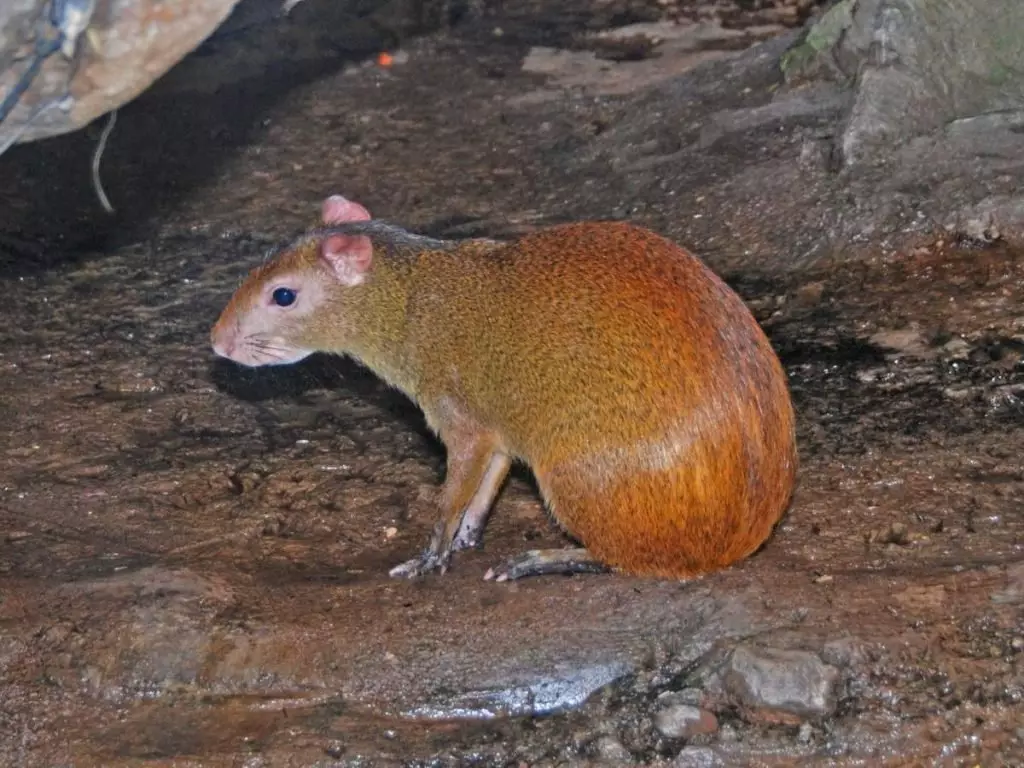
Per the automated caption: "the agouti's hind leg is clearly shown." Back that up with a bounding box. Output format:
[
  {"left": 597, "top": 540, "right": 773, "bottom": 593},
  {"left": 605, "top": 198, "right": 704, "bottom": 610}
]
[
  {"left": 389, "top": 433, "right": 510, "bottom": 579},
  {"left": 483, "top": 548, "right": 610, "bottom": 582}
]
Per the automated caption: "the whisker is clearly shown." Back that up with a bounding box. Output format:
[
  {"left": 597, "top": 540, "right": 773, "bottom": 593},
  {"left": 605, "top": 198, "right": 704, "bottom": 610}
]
[
  {"left": 243, "top": 336, "right": 289, "bottom": 363},
  {"left": 246, "top": 344, "right": 284, "bottom": 361},
  {"left": 237, "top": 333, "right": 295, "bottom": 364},
  {"left": 250, "top": 342, "right": 289, "bottom": 356},
  {"left": 246, "top": 335, "right": 287, "bottom": 352}
]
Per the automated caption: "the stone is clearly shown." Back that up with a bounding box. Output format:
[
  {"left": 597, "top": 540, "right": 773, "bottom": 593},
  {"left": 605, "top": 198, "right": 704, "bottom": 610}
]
[
  {"left": 780, "top": 0, "right": 855, "bottom": 79},
  {"left": 594, "top": 735, "right": 633, "bottom": 763},
  {"left": 821, "top": 637, "right": 867, "bottom": 668},
  {"left": 673, "top": 746, "right": 727, "bottom": 768},
  {"left": 654, "top": 704, "right": 719, "bottom": 740},
  {"left": 723, "top": 645, "right": 840, "bottom": 723},
  {"left": 657, "top": 687, "right": 704, "bottom": 707},
  {"left": 841, "top": 0, "right": 1024, "bottom": 165},
  {"left": 0, "top": 0, "right": 241, "bottom": 148},
  {"left": 991, "top": 562, "right": 1024, "bottom": 605},
  {"left": 783, "top": 0, "right": 1024, "bottom": 166}
]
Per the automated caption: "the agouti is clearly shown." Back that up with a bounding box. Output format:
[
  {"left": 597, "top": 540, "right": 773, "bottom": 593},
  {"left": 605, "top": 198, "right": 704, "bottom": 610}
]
[{"left": 211, "top": 194, "right": 797, "bottom": 581}]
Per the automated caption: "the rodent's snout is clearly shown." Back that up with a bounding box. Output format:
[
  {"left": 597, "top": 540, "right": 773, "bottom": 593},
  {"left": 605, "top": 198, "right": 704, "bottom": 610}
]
[{"left": 210, "top": 320, "right": 237, "bottom": 360}]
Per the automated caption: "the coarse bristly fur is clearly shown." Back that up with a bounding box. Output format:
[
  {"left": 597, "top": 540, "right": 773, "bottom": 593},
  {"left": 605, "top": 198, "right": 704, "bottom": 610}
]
[{"left": 212, "top": 215, "right": 798, "bottom": 580}]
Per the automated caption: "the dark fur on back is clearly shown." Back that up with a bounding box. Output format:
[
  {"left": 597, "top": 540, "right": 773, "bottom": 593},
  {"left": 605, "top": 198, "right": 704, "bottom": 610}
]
[{"left": 301, "top": 221, "right": 459, "bottom": 255}]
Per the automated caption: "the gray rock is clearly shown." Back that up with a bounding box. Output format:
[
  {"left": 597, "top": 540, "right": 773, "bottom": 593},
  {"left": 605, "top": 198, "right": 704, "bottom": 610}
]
[
  {"left": 654, "top": 704, "right": 719, "bottom": 740},
  {"left": 716, "top": 723, "right": 740, "bottom": 744},
  {"left": 402, "top": 660, "right": 630, "bottom": 719},
  {"left": 723, "top": 645, "right": 840, "bottom": 722},
  {"left": 673, "top": 746, "right": 727, "bottom": 768},
  {"left": 783, "top": 0, "right": 1024, "bottom": 166},
  {"left": 0, "top": 0, "right": 242, "bottom": 148},
  {"left": 797, "top": 722, "right": 814, "bottom": 743},
  {"left": 594, "top": 735, "right": 633, "bottom": 763},
  {"left": 657, "top": 687, "right": 704, "bottom": 707},
  {"left": 696, "top": 85, "right": 849, "bottom": 150},
  {"left": 838, "top": 0, "right": 1024, "bottom": 165},
  {"left": 991, "top": 562, "right": 1024, "bottom": 605},
  {"left": 39, "top": 559, "right": 768, "bottom": 724},
  {"left": 821, "top": 636, "right": 867, "bottom": 668}
]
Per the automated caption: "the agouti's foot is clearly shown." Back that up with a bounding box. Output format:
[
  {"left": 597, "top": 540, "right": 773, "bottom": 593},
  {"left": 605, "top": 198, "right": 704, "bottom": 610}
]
[
  {"left": 388, "top": 519, "right": 456, "bottom": 579},
  {"left": 483, "top": 547, "right": 610, "bottom": 582},
  {"left": 388, "top": 550, "right": 449, "bottom": 579}
]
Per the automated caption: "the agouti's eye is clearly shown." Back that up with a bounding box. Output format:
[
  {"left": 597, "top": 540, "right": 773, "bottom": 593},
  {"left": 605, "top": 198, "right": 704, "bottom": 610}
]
[{"left": 272, "top": 287, "right": 297, "bottom": 307}]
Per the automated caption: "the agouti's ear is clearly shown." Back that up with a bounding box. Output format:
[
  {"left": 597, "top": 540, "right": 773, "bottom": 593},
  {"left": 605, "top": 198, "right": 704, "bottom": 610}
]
[
  {"left": 321, "top": 234, "right": 373, "bottom": 286},
  {"left": 322, "top": 195, "right": 372, "bottom": 224}
]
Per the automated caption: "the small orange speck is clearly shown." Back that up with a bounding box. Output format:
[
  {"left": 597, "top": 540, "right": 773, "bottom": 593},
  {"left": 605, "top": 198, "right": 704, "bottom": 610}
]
[{"left": 377, "top": 52, "right": 394, "bottom": 68}]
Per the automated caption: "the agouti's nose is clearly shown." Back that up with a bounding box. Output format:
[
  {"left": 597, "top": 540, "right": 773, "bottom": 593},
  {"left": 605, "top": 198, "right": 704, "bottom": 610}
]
[{"left": 211, "top": 325, "right": 236, "bottom": 359}]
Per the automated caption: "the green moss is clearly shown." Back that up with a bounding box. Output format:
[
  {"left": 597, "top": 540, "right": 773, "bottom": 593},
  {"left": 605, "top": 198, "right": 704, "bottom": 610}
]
[
  {"left": 780, "top": 0, "right": 856, "bottom": 80},
  {"left": 805, "top": 0, "right": 856, "bottom": 51}
]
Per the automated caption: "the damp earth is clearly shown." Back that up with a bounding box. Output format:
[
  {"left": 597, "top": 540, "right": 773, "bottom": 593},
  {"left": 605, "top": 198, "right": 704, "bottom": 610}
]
[{"left": 1, "top": 0, "right": 1023, "bottom": 765}]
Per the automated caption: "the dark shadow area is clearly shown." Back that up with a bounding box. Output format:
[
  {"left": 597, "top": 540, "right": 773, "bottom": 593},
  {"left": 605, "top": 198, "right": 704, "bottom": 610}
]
[
  {"left": 209, "top": 352, "right": 432, "bottom": 435},
  {"left": 782, "top": 328, "right": 1024, "bottom": 461},
  {"left": 210, "top": 352, "right": 402, "bottom": 406},
  {"left": 0, "top": 520, "right": 164, "bottom": 582},
  {"left": 233, "top": 555, "right": 365, "bottom": 586},
  {"left": 0, "top": 0, "right": 476, "bottom": 277},
  {"left": 774, "top": 333, "right": 889, "bottom": 368}
]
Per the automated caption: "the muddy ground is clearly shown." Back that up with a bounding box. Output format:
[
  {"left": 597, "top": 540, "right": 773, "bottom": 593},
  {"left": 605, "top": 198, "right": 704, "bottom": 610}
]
[{"left": 1, "top": 0, "right": 1023, "bottom": 765}]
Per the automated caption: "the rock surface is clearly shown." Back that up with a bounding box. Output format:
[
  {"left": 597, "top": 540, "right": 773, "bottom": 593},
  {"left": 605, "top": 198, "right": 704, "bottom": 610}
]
[
  {"left": 785, "top": 0, "right": 1024, "bottom": 165},
  {"left": 723, "top": 645, "right": 840, "bottom": 723},
  {"left": 724, "top": 647, "right": 835, "bottom": 724},
  {"left": 840, "top": 0, "right": 1024, "bottom": 164},
  {"left": 0, "top": 0, "right": 240, "bottom": 147},
  {"left": 595, "top": 735, "right": 634, "bottom": 763},
  {"left": 673, "top": 746, "right": 727, "bottom": 768},
  {"left": 654, "top": 704, "right": 719, "bottom": 740}
]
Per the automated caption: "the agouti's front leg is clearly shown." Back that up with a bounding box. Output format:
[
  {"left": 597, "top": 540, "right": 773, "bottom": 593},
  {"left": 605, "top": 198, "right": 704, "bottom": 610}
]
[{"left": 389, "top": 426, "right": 510, "bottom": 579}]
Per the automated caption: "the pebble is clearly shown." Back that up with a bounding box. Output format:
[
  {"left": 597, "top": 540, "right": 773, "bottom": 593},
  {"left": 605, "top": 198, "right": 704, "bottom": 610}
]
[
  {"left": 797, "top": 722, "right": 814, "bottom": 743},
  {"left": 594, "top": 735, "right": 632, "bottom": 763},
  {"left": 794, "top": 280, "right": 825, "bottom": 306},
  {"left": 869, "top": 328, "right": 928, "bottom": 356},
  {"left": 657, "top": 687, "right": 704, "bottom": 707},
  {"left": 821, "top": 636, "right": 866, "bottom": 668},
  {"left": 716, "top": 723, "right": 739, "bottom": 743},
  {"left": 673, "top": 746, "right": 726, "bottom": 767},
  {"left": 723, "top": 645, "right": 840, "bottom": 722},
  {"left": 654, "top": 704, "right": 719, "bottom": 739}
]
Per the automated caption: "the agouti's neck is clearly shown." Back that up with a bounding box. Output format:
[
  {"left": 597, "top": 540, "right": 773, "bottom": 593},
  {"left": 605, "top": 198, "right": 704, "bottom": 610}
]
[{"left": 331, "top": 255, "right": 420, "bottom": 396}]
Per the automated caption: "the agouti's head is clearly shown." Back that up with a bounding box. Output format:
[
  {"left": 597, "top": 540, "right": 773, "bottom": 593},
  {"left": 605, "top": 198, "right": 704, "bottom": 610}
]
[{"left": 210, "top": 195, "right": 376, "bottom": 367}]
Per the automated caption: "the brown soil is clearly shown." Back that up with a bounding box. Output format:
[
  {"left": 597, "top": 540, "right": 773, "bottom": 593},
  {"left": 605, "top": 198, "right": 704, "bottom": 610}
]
[{"left": 0, "top": 0, "right": 1021, "bottom": 766}]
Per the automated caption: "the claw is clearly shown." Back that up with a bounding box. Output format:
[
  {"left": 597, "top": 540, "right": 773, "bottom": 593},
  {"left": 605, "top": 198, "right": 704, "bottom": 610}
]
[
  {"left": 451, "top": 527, "right": 481, "bottom": 552},
  {"left": 482, "top": 548, "right": 609, "bottom": 582},
  {"left": 387, "top": 547, "right": 452, "bottom": 579}
]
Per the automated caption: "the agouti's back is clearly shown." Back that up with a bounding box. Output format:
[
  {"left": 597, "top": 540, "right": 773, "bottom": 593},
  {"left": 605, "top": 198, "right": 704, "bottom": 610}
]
[{"left": 408, "top": 222, "right": 796, "bottom": 577}]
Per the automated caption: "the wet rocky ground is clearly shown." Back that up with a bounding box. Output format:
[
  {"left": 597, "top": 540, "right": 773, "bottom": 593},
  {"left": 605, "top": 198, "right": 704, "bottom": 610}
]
[{"left": 1, "top": 0, "right": 1023, "bottom": 765}]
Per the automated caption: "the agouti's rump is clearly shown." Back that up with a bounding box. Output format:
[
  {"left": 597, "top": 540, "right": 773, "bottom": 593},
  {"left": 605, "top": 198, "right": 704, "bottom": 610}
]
[{"left": 409, "top": 223, "right": 796, "bottom": 578}]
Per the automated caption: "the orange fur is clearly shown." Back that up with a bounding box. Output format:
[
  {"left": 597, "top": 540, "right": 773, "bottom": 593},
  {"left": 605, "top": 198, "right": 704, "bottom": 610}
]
[{"left": 213, "top": 220, "right": 797, "bottom": 579}]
